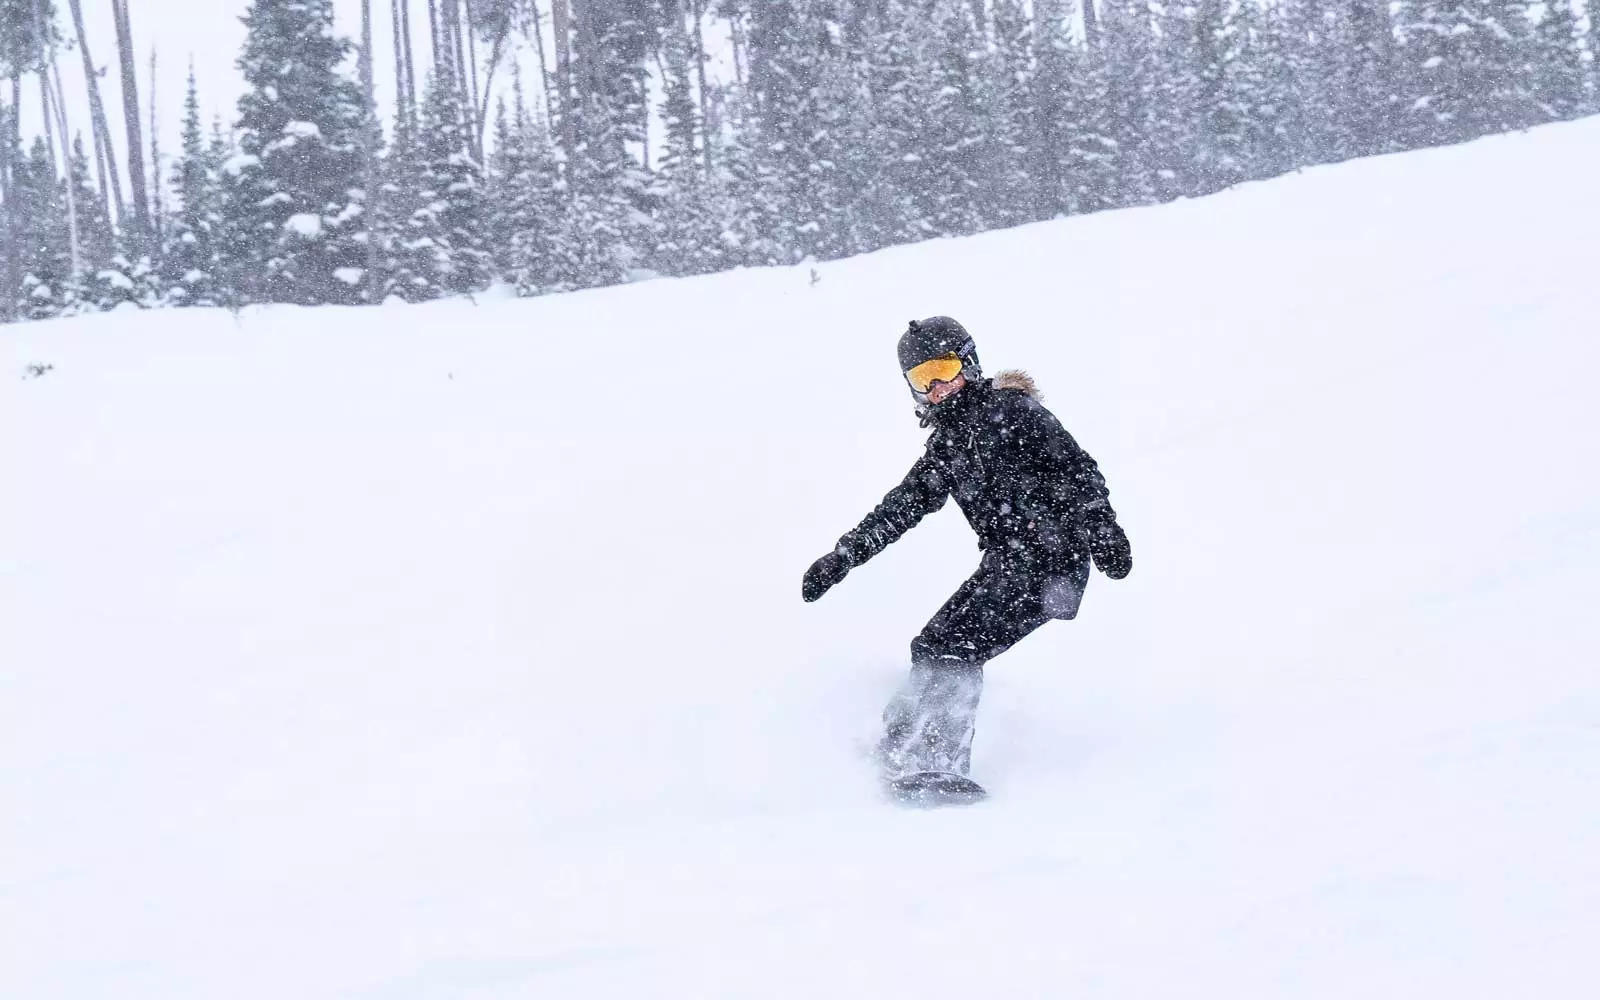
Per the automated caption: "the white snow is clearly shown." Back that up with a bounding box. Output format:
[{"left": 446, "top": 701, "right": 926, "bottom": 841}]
[
  {"left": 94, "top": 268, "right": 134, "bottom": 292},
  {"left": 284, "top": 212, "right": 324, "bottom": 238},
  {"left": 4, "top": 119, "right": 1600, "bottom": 1000},
  {"left": 221, "top": 152, "right": 260, "bottom": 177}
]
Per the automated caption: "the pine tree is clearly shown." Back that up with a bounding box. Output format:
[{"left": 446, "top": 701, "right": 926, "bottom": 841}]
[
  {"left": 744, "top": 0, "right": 823, "bottom": 259},
  {"left": 557, "top": 0, "right": 659, "bottom": 285},
  {"left": 1189, "top": 0, "right": 1251, "bottom": 194},
  {"left": 12, "top": 139, "right": 72, "bottom": 321},
  {"left": 657, "top": 2, "right": 700, "bottom": 181},
  {"left": 562, "top": 8, "right": 660, "bottom": 288},
  {"left": 1397, "top": 0, "right": 1538, "bottom": 148},
  {"left": 1026, "top": 0, "right": 1077, "bottom": 218},
  {"left": 163, "top": 68, "right": 221, "bottom": 306},
  {"left": 654, "top": 10, "right": 727, "bottom": 277},
  {"left": 415, "top": 66, "right": 489, "bottom": 296},
  {"left": 491, "top": 78, "right": 571, "bottom": 294},
  {"left": 982, "top": 0, "right": 1041, "bottom": 227},
  {"left": 90, "top": 237, "right": 163, "bottom": 312},
  {"left": 1326, "top": 0, "right": 1399, "bottom": 161},
  {"left": 65, "top": 132, "right": 114, "bottom": 288},
  {"left": 224, "top": 0, "right": 369, "bottom": 305},
  {"left": 377, "top": 111, "right": 431, "bottom": 301},
  {"left": 811, "top": 40, "right": 881, "bottom": 258},
  {"left": 703, "top": 87, "right": 792, "bottom": 271},
  {"left": 1233, "top": 0, "right": 1306, "bottom": 181},
  {"left": 1531, "top": 0, "right": 1585, "bottom": 121},
  {"left": 1057, "top": 27, "right": 1132, "bottom": 215},
  {"left": 1095, "top": 0, "right": 1164, "bottom": 208},
  {"left": 1589, "top": 1, "right": 1600, "bottom": 112},
  {"left": 918, "top": 0, "right": 990, "bottom": 234}
]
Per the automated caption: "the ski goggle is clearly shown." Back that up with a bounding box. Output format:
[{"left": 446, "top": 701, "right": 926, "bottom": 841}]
[{"left": 904, "top": 354, "right": 965, "bottom": 393}]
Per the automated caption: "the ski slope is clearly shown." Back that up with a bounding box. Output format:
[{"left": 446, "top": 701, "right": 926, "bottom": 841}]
[{"left": 5, "top": 120, "right": 1600, "bottom": 1000}]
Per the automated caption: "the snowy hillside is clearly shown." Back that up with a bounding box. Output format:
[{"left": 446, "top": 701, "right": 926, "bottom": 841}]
[{"left": 5, "top": 119, "right": 1600, "bottom": 1000}]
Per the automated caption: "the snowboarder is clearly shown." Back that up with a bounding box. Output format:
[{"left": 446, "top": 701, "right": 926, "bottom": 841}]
[{"left": 802, "top": 317, "right": 1132, "bottom": 781}]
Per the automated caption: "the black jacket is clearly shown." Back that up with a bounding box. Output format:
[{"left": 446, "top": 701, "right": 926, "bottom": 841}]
[{"left": 836, "top": 373, "right": 1115, "bottom": 577}]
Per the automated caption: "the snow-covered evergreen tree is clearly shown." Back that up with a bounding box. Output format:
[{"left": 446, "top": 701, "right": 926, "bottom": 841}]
[
  {"left": 652, "top": 10, "right": 727, "bottom": 277},
  {"left": 1026, "top": 0, "right": 1077, "bottom": 218},
  {"left": 487, "top": 70, "right": 568, "bottom": 295},
  {"left": 1189, "top": 0, "right": 1251, "bottom": 195},
  {"left": 224, "top": 0, "right": 369, "bottom": 306},
  {"left": 1531, "top": 0, "right": 1585, "bottom": 121},
  {"left": 1589, "top": 1, "right": 1600, "bottom": 111},
  {"left": 1143, "top": 1, "right": 1204, "bottom": 201},
  {"left": 701, "top": 87, "right": 792, "bottom": 270},
  {"left": 1322, "top": 0, "right": 1400, "bottom": 161},
  {"left": 1094, "top": 0, "right": 1165, "bottom": 208},
  {"left": 65, "top": 134, "right": 115, "bottom": 301},
  {"left": 916, "top": 0, "right": 992, "bottom": 235},
  {"left": 1057, "top": 26, "right": 1132, "bottom": 215},
  {"left": 90, "top": 238, "right": 164, "bottom": 312},
  {"left": 1397, "top": 0, "right": 1538, "bottom": 147},
  {"left": 982, "top": 0, "right": 1041, "bottom": 227},
  {"left": 11, "top": 140, "right": 73, "bottom": 321},
  {"left": 163, "top": 68, "right": 222, "bottom": 307},
  {"left": 411, "top": 65, "right": 489, "bottom": 297},
  {"left": 745, "top": 0, "right": 831, "bottom": 260},
  {"left": 657, "top": 3, "right": 700, "bottom": 182}
]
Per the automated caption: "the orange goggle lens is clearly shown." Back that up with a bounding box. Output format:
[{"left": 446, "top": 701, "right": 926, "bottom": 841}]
[{"left": 905, "top": 355, "right": 965, "bottom": 393}]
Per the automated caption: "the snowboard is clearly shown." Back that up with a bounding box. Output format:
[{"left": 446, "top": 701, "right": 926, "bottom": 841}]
[{"left": 883, "top": 770, "right": 988, "bottom": 807}]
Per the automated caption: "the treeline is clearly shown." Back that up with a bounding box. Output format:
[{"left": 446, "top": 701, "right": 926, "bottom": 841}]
[{"left": 3, "top": 0, "right": 1599, "bottom": 324}]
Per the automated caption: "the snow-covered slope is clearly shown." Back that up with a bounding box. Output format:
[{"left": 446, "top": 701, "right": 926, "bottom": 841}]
[{"left": 5, "top": 120, "right": 1599, "bottom": 1000}]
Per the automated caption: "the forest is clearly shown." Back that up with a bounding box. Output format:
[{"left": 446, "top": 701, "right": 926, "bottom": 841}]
[{"left": 2, "top": 1, "right": 1597, "bottom": 323}]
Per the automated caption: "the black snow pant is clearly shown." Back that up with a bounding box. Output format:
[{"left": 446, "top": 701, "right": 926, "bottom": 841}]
[{"left": 880, "top": 550, "right": 1090, "bottom": 775}]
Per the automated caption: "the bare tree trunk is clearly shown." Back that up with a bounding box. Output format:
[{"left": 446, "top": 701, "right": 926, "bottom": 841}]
[
  {"left": 361, "top": 0, "right": 381, "bottom": 303},
  {"left": 43, "top": 16, "right": 83, "bottom": 278},
  {"left": 36, "top": 72, "right": 57, "bottom": 171},
  {"left": 2, "top": 77, "right": 18, "bottom": 322},
  {"left": 728, "top": 7, "right": 746, "bottom": 87},
  {"left": 427, "top": 0, "right": 441, "bottom": 80},
  {"left": 148, "top": 46, "right": 163, "bottom": 251},
  {"left": 689, "top": 0, "right": 712, "bottom": 173},
  {"left": 552, "top": 0, "right": 573, "bottom": 157},
  {"left": 464, "top": 0, "right": 482, "bottom": 132},
  {"left": 111, "top": 0, "right": 151, "bottom": 251},
  {"left": 529, "top": 0, "right": 558, "bottom": 137},
  {"left": 51, "top": 75, "right": 81, "bottom": 278},
  {"left": 451, "top": 0, "right": 473, "bottom": 144},
  {"left": 572, "top": 0, "right": 599, "bottom": 138},
  {"left": 67, "top": 0, "right": 122, "bottom": 228},
  {"left": 391, "top": 0, "right": 410, "bottom": 131},
  {"left": 1081, "top": 0, "right": 1098, "bottom": 48},
  {"left": 31, "top": 0, "right": 59, "bottom": 178},
  {"left": 473, "top": 28, "right": 506, "bottom": 158},
  {"left": 400, "top": 0, "right": 418, "bottom": 128}
]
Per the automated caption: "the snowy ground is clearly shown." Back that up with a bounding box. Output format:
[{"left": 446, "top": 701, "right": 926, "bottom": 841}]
[{"left": 5, "top": 120, "right": 1600, "bottom": 1000}]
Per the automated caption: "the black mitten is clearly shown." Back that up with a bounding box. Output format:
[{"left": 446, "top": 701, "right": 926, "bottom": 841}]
[
  {"left": 802, "top": 551, "right": 851, "bottom": 602},
  {"left": 1085, "top": 516, "right": 1132, "bottom": 580}
]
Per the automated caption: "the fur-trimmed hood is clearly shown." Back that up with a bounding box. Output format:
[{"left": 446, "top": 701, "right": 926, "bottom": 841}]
[{"left": 992, "top": 369, "right": 1041, "bottom": 401}]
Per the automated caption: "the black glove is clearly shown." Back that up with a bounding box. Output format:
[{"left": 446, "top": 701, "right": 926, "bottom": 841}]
[
  {"left": 1085, "top": 515, "right": 1132, "bottom": 580},
  {"left": 802, "top": 551, "right": 850, "bottom": 602}
]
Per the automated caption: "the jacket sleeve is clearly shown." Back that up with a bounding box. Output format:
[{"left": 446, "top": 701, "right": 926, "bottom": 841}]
[
  {"left": 835, "top": 453, "right": 949, "bottom": 567},
  {"left": 1014, "top": 397, "right": 1116, "bottom": 523}
]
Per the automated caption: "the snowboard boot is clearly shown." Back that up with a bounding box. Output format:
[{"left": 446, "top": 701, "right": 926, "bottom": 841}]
[{"left": 876, "top": 661, "right": 983, "bottom": 777}]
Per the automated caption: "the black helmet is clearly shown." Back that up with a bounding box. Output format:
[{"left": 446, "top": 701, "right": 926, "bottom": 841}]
[{"left": 898, "top": 316, "right": 980, "bottom": 377}]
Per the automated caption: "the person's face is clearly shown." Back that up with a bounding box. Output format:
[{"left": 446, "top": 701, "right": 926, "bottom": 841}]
[{"left": 925, "top": 372, "right": 967, "bottom": 405}]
